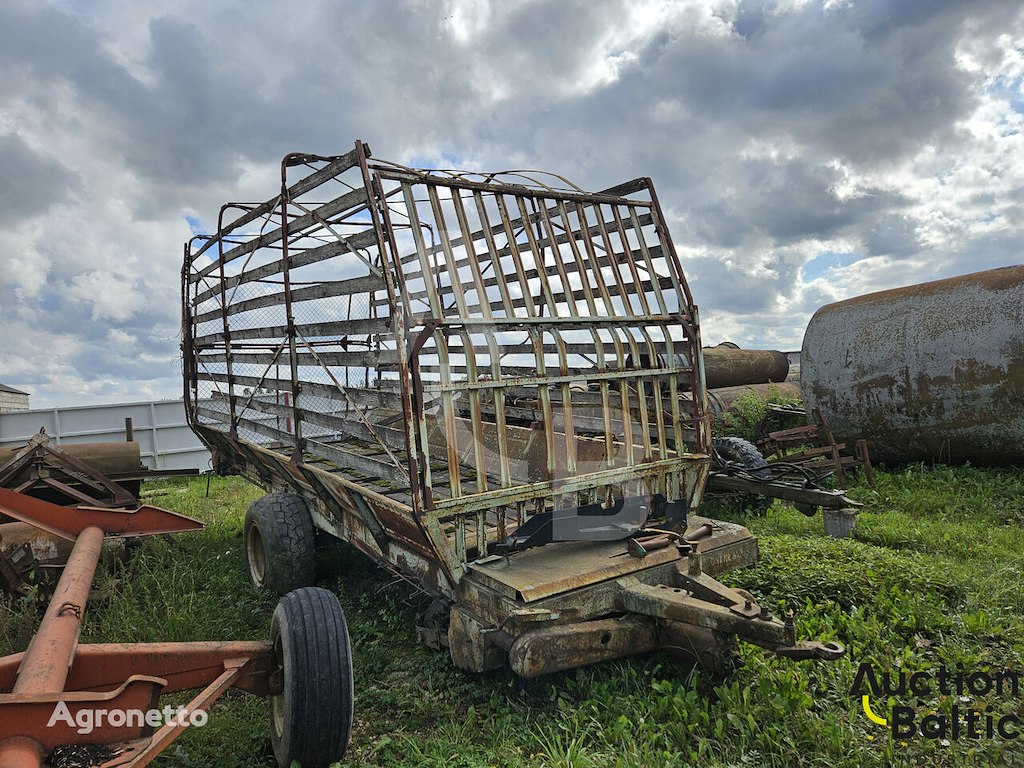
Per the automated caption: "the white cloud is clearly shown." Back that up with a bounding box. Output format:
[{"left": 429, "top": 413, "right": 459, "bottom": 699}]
[{"left": 0, "top": 0, "right": 1021, "bottom": 406}]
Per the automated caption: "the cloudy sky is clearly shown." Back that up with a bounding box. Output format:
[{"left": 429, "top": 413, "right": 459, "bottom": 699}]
[{"left": 1, "top": 0, "right": 1021, "bottom": 408}]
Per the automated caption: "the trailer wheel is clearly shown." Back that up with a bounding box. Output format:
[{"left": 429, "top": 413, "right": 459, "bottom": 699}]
[
  {"left": 269, "top": 587, "right": 354, "bottom": 768},
  {"left": 711, "top": 437, "right": 772, "bottom": 514},
  {"left": 245, "top": 492, "right": 316, "bottom": 595}
]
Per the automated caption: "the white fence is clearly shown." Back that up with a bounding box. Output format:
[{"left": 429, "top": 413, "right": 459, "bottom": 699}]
[{"left": 0, "top": 399, "right": 210, "bottom": 473}]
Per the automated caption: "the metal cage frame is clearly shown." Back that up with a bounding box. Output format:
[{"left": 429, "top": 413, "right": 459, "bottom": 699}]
[{"left": 182, "top": 140, "right": 711, "bottom": 592}]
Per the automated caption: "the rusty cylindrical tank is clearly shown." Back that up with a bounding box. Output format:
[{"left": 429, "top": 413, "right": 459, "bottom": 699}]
[
  {"left": 0, "top": 441, "right": 142, "bottom": 476},
  {"left": 702, "top": 344, "right": 789, "bottom": 389},
  {"left": 704, "top": 382, "right": 801, "bottom": 421},
  {"left": 801, "top": 265, "right": 1024, "bottom": 466}
]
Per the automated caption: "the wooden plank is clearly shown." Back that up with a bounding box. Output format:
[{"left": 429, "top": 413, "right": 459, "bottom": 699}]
[
  {"left": 195, "top": 374, "right": 404, "bottom": 410},
  {"left": 218, "top": 392, "right": 409, "bottom": 456},
  {"left": 767, "top": 425, "right": 819, "bottom": 441},
  {"left": 394, "top": 339, "right": 691, "bottom": 370},
  {"left": 310, "top": 440, "right": 409, "bottom": 485},
  {"left": 192, "top": 317, "right": 390, "bottom": 346},
  {"left": 198, "top": 404, "right": 409, "bottom": 484},
  {"left": 771, "top": 443, "right": 848, "bottom": 463},
  {"left": 197, "top": 349, "right": 392, "bottom": 367}
]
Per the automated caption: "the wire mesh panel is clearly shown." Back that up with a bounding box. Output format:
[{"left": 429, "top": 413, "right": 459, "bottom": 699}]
[{"left": 182, "top": 141, "right": 710, "bottom": 585}]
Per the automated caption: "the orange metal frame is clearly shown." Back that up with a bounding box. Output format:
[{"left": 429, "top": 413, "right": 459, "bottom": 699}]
[{"left": 0, "top": 490, "right": 273, "bottom": 768}]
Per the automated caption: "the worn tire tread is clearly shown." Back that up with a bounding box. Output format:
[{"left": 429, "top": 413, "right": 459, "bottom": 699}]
[
  {"left": 271, "top": 586, "right": 353, "bottom": 768},
  {"left": 711, "top": 436, "right": 772, "bottom": 513},
  {"left": 245, "top": 492, "right": 316, "bottom": 595}
]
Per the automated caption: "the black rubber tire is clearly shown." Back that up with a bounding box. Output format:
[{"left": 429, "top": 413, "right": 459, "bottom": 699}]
[
  {"left": 244, "top": 492, "right": 316, "bottom": 595},
  {"left": 712, "top": 436, "right": 772, "bottom": 514},
  {"left": 269, "top": 587, "right": 354, "bottom": 768}
]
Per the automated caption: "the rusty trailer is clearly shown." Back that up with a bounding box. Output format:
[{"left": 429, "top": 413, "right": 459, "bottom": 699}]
[{"left": 181, "top": 141, "right": 843, "bottom": 684}]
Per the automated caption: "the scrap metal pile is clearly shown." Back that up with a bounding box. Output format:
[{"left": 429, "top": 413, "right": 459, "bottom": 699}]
[{"left": 0, "top": 431, "right": 148, "bottom": 597}]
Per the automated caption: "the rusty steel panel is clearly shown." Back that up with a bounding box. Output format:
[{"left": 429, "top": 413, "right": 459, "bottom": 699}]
[
  {"left": 0, "top": 523, "right": 74, "bottom": 565},
  {"left": 463, "top": 514, "right": 756, "bottom": 605},
  {"left": 508, "top": 615, "right": 658, "bottom": 678},
  {"left": 182, "top": 140, "right": 711, "bottom": 585},
  {"left": 802, "top": 265, "right": 1024, "bottom": 466},
  {"left": 466, "top": 536, "right": 685, "bottom": 603}
]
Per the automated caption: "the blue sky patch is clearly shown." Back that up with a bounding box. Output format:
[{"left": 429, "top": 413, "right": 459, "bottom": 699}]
[{"left": 801, "top": 250, "right": 861, "bottom": 282}]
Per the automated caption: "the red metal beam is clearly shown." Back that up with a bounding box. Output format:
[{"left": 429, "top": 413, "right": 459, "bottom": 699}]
[
  {"left": 0, "top": 642, "right": 272, "bottom": 697},
  {"left": 0, "top": 490, "right": 252, "bottom": 768},
  {"left": 0, "top": 489, "right": 203, "bottom": 541}
]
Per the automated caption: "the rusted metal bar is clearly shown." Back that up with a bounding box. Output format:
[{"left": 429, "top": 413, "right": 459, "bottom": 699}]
[
  {"left": 189, "top": 146, "right": 367, "bottom": 263},
  {"left": 216, "top": 203, "right": 242, "bottom": 436},
  {"left": 191, "top": 229, "right": 379, "bottom": 306},
  {"left": 191, "top": 317, "right": 389, "bottom": 347},
  {"left": 707, "top": 474, "right": 861, "bottom": 509},
  {"left": 372, "top": 166, "right": 650, "bottom": 207},
  {"left": 0, "top": 489, "right": 203, "bottom": 541},
  {"left": 13, "top": 526, "right": 103, "bottom": 695},
  {"left": 125, "top": 659, "right": 247, "bottom": 768},
  {"left": 192, "top": 186, "right": 369, "bottom": 280},
  {"left": 193, "top": 276, "right": 386, "bottom": 325}
]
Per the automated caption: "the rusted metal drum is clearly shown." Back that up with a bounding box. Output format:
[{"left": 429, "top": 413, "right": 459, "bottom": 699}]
[
  {"left": 801, "top": 265, "right": 1024, "bottom": 466},
  {"left": 0, "top": 441, "right": 141, "bottom": 476},
  {"left": 703, "top": 345, "right": 789, "bottom": 389},
  {"left": 702, "top": 382, "right": 802, "bottom": 420}
]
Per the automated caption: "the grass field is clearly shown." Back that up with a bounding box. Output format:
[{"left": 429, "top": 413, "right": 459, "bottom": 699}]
[{"left": 2, "top": 465, "right": 1023, "bottom": 767}]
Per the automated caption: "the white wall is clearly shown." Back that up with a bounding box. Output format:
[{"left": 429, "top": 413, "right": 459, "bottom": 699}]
[
  {"left": 0, "top": 399, "right": 211, "bottom": 472},
  {"left": 0, "top": 392, "right": 30, "bottom": 413}
]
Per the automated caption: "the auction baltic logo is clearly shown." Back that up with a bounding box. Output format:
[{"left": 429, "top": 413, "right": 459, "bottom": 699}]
[
  {"left": 851, "top": 662, "right": 1021, "bottom": 740},
  {"left": 47, "top": 701, "right": 208, "bottom": 735}
]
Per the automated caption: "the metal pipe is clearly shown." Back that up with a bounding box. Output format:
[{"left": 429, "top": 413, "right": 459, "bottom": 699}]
[
  {"left": 704, "top": 381, "right": 802, "bottom": 420},
  {"left": 0, "top": 527, "right": 103, "bottom": 768},
  {"left": 702, "top": 346, "right": 790, "bottom": 389},
  {"left": 0, "top": 736, "right": 44, "bottom": 768},
  {"left": 13, "top": 526, "right": 103, "bottom": 694}
]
